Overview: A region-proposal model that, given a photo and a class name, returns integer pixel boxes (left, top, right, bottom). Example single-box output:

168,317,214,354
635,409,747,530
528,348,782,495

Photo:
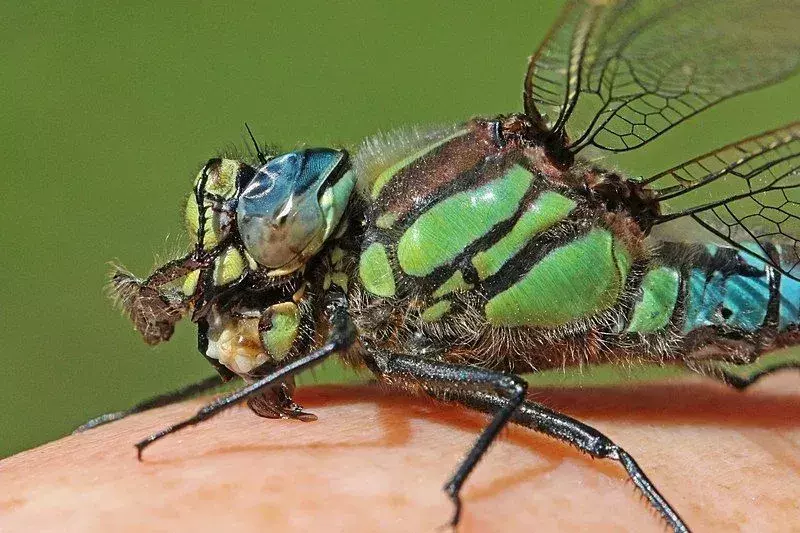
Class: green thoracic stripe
432,270,473,299
421,300,451,322
371,129,467,199
626,266,680,333
485,228,631,327
397,164,534,277
359,242,396,297
472,191,576,280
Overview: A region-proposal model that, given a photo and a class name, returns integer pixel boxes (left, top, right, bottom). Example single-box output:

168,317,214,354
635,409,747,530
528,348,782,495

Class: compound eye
236,149,354,275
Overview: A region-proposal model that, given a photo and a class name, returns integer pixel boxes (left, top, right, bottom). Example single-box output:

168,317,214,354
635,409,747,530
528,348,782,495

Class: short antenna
245,123,267,164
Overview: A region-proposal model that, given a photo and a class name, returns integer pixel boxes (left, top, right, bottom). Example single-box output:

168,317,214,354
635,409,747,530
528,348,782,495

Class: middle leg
371,352,528,526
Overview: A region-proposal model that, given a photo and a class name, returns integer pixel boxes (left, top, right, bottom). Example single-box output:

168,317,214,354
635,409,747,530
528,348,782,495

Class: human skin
1,373,799,532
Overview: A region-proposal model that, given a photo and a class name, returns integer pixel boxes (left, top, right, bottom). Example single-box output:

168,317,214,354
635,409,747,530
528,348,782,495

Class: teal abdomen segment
722,250,771,330
780,276,800,330
485,229,631,327
778,246,800,330
680,243,800,333
397,165,533,277
626,266,680,333
684,244,770,333
684,268,725,331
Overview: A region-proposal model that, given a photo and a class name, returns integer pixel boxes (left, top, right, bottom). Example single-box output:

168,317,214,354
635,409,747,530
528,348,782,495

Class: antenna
245,122,267,164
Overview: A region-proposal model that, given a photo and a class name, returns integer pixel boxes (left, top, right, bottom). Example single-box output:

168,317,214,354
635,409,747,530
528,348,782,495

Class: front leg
134,289,355,459
370,352,528,527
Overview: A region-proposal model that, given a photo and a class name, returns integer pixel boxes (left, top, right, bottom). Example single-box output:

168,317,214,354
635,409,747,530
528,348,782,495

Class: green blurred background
2,1,798,458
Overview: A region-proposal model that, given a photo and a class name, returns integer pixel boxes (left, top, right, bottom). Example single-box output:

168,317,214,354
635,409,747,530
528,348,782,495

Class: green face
180,159,257,291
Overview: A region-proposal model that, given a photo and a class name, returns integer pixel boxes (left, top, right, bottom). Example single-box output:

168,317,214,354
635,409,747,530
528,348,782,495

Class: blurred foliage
1,0,798,458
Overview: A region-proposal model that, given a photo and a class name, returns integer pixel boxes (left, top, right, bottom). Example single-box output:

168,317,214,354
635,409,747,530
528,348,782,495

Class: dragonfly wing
525,0,800,154
647,122,800,280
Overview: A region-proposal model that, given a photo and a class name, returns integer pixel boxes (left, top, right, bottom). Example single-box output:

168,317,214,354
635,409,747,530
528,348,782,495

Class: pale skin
1,373,799,532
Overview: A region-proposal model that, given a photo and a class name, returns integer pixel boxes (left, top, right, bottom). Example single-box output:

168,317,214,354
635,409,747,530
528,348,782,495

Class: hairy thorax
345,118,662,373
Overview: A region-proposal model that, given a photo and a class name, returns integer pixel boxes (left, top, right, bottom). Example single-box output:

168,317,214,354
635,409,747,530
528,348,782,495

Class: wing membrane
648,122,800,280
525,0,800,153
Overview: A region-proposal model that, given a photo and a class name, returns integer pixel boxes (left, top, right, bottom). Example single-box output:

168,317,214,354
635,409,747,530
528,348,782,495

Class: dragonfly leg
74,375,228,433
697,361,800,390
371,353,528,527
134,289,355,459
448,389,690,533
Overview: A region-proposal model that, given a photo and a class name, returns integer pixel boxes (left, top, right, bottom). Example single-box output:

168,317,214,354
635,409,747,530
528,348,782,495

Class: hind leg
696,361,800,390
436,388,689,533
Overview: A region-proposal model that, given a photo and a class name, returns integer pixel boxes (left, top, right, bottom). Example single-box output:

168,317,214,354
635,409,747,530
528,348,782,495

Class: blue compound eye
236,148,355,275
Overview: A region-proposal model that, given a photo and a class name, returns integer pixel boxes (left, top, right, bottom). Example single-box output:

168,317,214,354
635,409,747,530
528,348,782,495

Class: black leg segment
453,389,690,533
377,354,528,527
74,375,227,433
705,361,800,390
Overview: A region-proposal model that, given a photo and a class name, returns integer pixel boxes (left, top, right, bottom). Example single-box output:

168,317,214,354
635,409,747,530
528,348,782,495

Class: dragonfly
78,1,800,531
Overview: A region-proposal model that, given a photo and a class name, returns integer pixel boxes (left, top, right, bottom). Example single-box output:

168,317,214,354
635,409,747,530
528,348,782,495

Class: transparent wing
646,122,800,280
524,0,800,153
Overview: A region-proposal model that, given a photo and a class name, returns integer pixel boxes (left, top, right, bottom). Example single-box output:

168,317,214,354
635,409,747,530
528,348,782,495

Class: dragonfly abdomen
677,243,799,333
625,242,800,361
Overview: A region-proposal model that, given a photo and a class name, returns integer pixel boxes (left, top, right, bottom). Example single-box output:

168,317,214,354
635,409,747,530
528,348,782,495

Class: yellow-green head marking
184,158,250,250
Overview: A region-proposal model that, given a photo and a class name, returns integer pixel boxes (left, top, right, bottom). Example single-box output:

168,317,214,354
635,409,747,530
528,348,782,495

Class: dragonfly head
184,148,355,276
111,148,356,346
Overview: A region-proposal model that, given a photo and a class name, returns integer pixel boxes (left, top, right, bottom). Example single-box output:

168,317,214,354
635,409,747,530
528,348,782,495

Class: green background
2,1,798,458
